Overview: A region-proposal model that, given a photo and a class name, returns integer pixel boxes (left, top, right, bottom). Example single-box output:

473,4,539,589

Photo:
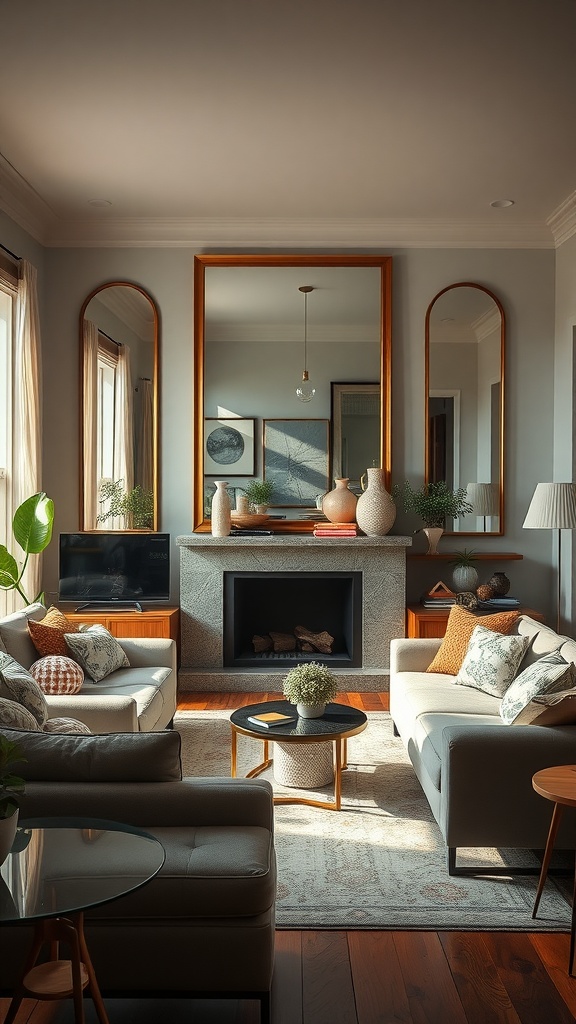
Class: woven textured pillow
0,652,48,726
455,624,530,697
64,625,130,682
28,605,79,657
0,696,41,730
500,651,576,725
426,605,521,675
30,655,84,695
43,717,92,734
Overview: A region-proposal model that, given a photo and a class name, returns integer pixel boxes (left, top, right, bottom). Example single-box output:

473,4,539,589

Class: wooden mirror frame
425,281,505,536
79,281,159,532
193,254,392,532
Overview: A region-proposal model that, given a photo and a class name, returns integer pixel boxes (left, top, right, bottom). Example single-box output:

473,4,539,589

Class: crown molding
0,153,56,243
547,191,576,247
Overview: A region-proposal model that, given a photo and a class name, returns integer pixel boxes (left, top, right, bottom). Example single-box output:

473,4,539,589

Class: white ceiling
1,0,575,248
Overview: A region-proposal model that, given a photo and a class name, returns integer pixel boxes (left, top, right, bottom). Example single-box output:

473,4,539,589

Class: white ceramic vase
355,468,396,536
211,481,231,537
296,702,326,719
322,478,358,524
0,808,18,866
423,527,443,554
452,565,479,592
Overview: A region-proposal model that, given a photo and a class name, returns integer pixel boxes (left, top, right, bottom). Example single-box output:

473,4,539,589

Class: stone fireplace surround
177,535,411,692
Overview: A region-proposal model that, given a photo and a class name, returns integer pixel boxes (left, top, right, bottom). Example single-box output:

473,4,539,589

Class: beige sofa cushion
0,604,46,668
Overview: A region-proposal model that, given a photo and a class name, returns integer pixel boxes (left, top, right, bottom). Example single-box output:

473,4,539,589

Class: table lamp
523,482,576,633
466,482,498,531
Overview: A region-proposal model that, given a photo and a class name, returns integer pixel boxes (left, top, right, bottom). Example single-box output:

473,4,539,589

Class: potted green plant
97,479,155,529
449,549,479,592
242,479,274,514
0,492,54,605
283,662,339,719
0,735,25,864
392,481,473,553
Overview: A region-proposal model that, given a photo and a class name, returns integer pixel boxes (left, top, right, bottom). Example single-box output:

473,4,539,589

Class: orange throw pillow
28,606,79,658
426,605,520,675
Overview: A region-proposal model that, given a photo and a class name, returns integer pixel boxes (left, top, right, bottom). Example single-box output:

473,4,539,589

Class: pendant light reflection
296,285,316,402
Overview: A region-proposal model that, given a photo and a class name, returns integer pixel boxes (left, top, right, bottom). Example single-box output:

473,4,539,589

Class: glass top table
1,817,165,1024
230,700,368,811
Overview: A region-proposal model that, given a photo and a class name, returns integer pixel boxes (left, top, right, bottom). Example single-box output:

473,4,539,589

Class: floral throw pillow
0,652,48,726
64,625,130,682
455,625,530,698
499,651,576,725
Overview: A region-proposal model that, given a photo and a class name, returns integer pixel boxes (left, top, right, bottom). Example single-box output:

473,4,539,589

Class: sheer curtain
6,260,42,613
112,344,134,528
136,378,154,492
82,319,99,530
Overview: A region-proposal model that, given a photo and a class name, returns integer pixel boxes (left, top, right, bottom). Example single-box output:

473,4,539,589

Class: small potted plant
283,662,339,718
449,549,479,592
242,478,274,514
393,480,473,553
0,735,25,864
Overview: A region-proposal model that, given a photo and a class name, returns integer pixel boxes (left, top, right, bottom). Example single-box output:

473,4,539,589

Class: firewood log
294,625,334,654
269,631,296,652
252,634,273,653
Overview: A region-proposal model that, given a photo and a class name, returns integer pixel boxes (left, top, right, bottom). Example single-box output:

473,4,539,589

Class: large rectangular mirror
193,254,392,531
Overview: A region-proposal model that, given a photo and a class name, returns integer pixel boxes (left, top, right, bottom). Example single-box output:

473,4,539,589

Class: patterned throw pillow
0,695,41,730
30,656,84,695
426,605,521,675
64,625,130,682
455,625,531,697
0,652,48,726
28,606,79,657
43,717,92,734
500,651,576,725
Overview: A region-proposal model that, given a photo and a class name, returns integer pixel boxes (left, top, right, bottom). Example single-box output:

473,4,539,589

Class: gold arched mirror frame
80,281,159,531
425,282,505,536
193,254,392,532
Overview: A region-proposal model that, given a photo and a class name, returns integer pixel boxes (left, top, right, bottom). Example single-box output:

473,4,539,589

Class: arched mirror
80,282,158,531
425,282,504,535
193,254,392,531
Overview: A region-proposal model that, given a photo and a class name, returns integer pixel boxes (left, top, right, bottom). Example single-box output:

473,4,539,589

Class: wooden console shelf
407,551,523,561
62,606,180,646
406,604,544,639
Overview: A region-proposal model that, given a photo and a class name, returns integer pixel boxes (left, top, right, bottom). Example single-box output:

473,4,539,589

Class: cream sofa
0,727,276,1022
390,614,576,874
0,603,177,732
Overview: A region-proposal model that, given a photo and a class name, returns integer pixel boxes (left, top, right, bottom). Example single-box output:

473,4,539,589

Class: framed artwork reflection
204,418,255,476
263,419,330,507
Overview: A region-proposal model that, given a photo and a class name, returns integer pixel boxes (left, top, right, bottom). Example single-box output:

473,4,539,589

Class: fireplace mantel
176,534,412,692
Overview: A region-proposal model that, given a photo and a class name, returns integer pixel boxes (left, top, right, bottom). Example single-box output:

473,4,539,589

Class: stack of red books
312,521,359,537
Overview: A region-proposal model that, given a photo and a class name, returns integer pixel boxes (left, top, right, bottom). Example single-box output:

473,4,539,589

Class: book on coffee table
247,712,297,728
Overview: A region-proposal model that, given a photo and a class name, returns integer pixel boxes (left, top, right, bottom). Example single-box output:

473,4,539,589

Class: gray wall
0,214,560,622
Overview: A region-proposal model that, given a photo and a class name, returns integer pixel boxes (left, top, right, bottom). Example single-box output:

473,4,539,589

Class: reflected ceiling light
490,199,514,208
296,285,316,403
87,199,112,208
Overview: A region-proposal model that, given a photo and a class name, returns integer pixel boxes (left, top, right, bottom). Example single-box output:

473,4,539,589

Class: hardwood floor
2,692,575,1024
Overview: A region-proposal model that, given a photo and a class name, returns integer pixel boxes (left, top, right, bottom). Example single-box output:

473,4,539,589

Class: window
97,336,118,484
0,286,14,555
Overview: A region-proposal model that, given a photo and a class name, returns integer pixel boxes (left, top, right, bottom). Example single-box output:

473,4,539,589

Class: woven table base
274,740,334,789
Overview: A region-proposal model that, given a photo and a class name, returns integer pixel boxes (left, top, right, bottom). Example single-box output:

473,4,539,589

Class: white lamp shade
523,482,576,529
466,482,498,516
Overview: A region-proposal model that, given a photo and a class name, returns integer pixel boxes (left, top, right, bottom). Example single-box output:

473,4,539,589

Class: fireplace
176,533,411,692
223,571,362,668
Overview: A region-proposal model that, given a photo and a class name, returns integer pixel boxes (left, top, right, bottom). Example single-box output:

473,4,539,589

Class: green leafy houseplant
283,662,339,707
448,549,478,569
393,481,473,529
97,479,155,529
0,735,25,821
0,492,54,605
242,479,274,509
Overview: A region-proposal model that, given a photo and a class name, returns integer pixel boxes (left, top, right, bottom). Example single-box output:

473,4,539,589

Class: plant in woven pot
283,662,339,719
393,480,473,554
0,735,25,865
449,549,479,592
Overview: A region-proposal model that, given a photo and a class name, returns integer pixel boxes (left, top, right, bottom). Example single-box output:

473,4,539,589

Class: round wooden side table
532,765,576,974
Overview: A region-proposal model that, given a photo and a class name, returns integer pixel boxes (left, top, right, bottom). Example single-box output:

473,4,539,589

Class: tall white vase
355,468,396,536
211,481,231,537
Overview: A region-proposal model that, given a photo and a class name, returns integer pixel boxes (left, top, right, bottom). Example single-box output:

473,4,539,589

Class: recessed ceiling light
490,199,515,208
441,317,455,323
87,199,112,208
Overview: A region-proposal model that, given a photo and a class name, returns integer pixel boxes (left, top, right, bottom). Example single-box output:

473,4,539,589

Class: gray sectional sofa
0,603,177,732
390,614,576,874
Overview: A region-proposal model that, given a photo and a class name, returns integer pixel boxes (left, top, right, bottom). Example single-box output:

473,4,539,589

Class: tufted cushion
30,655,84,695
0,653,48,726
64,625,130,682
43,717,92,734
426,605,520,675
455,625,531,697
28,605,79,657
0,696,41,730
500,651,576,725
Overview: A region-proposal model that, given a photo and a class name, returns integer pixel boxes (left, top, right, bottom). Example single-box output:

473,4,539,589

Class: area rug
174,710,571,931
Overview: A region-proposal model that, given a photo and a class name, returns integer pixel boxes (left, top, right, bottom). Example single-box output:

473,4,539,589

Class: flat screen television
59,533,170,609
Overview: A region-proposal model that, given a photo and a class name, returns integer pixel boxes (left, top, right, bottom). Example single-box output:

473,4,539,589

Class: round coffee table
230,700,368,811
0,816,165,1024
